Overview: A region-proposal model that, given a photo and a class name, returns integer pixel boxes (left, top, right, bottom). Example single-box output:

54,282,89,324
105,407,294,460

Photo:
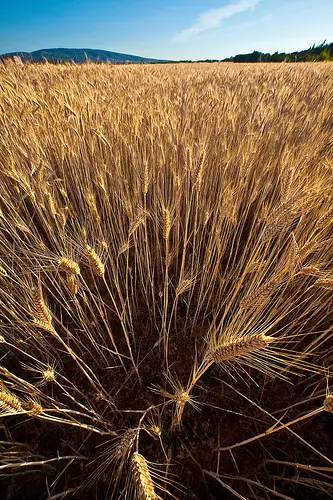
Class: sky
0,0,332,60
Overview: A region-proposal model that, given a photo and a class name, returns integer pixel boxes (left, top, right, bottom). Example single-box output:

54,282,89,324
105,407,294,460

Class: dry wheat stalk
86,245,105,277
131,452,160,500
118,241,131,255
143,162,149,194
150,425,161,438
57,257,80,275
47,191,57,216
240,279,280,310
129,212,147,235
205,334,274,363
115,429,137,463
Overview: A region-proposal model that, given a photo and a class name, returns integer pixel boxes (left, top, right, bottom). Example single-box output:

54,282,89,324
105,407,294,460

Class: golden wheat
0,389,23,414
131,452,160,500
86,245,105,277
0,60,332,499
57,257,81,275
205,334,274,363
324,395,333,413
240,279,280,310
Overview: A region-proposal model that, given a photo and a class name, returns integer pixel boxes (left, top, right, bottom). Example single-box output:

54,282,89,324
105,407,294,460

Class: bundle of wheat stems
0,60,332,499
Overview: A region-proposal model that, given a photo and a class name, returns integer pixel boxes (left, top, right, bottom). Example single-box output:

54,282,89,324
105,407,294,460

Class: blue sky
0,0,332,60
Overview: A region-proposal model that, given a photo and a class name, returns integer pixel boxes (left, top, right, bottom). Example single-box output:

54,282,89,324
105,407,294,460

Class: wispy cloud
172,0,261,42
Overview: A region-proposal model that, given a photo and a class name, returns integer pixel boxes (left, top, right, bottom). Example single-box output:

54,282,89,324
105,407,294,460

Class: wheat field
0,60,333,499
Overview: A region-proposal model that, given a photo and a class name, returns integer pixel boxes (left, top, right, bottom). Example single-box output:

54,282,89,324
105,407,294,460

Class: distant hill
1,48,167,64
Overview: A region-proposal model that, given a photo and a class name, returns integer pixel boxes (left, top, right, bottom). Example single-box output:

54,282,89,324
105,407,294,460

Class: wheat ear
163,209,171,241
205,334,274,363
86,245,105,277
57,257,81,275
171,390,191,429
31,285,54,333
266,191,305,223
299,266,320,276
0,389,23,414
315,278,333,289
0,265,7,277
67,273,79,294
288,232,301,277
240,279,280,310
316,209,333,230
131,452,161,500
27,398,43,414
324,395,333,413
262,213,296,242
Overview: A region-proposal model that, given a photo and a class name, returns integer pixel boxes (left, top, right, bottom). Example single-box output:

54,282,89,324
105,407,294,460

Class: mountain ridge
1,47,168,64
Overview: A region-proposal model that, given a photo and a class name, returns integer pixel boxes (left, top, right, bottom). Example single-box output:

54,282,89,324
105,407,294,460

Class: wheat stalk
288,232,301,277
27,398,43,414
171,390,191,430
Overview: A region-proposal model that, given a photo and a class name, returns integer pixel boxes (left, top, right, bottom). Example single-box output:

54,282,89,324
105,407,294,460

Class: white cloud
173,0,262,42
